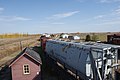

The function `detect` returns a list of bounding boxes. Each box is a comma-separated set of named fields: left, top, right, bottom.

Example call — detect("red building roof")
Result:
left=9, top=47, right=42, bottom=67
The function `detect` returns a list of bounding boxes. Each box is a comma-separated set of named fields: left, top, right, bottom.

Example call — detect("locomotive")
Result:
left=41, top=37, right=120, bottom=80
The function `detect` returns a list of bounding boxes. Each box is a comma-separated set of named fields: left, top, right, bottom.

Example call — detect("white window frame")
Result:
left=23, top=64, right=30, bottom=74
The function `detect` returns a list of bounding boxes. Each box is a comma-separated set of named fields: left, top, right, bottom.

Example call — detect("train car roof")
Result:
left=47, top=39, right=120, bottom=50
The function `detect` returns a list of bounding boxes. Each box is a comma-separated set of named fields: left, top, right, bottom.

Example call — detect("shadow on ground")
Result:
left=0, top=65, right=12, bottom=80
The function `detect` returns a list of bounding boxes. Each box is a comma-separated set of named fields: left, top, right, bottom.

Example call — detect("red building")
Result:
left=107, top=34, right=120, bottom=45
left=9, top=47, right=42, bottom=80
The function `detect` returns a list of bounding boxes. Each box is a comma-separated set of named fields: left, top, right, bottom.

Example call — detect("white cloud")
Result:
left=94, top=15, right=105, bottom=19
left=93, top=6, right=120, bottom=20
left=115, top=8, right=120, bottom=14
left=0, top=16, right=31, bottom=22
left=0, top=8, right=4, bottom=11
left=110, top=7, right=120, bottom=16
left=75, top=0, right=86, bottom=2
left=104, top=20, right=120, bottom=25
left=13, top=16, right=31, bottom=21
left=0, top=7, right=4, bottom=13
left=51, top=22, right=64, bottom=25
left=100, top=0, right=109, bottom=3
left=100, top=0, right=120, bottom=3
left=0, top=7, right=31, bottom=22
left=95, top=20, right=120, bottom=25
left=47, top=11, right=80, bottom=20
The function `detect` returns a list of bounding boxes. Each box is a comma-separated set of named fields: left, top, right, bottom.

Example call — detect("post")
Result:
left=20, top=41, right=22, bottom=51
left=102, top=49, right=104, bottom=80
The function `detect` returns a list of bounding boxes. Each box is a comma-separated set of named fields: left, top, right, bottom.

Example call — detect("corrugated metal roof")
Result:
left=25, top=47, right=42, bottom=63
left=48, top=40, right=120, bottom=50
left=9, top=47, right=42, bottom=67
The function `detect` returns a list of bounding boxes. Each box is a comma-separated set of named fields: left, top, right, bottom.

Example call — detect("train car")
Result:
left=40, top=36, right=51, bottom=51
left=107, top=34, right=120, bottom=59
left=43, top=39, right=120, bottom=80
left=107, top=34, right=120, bottom=45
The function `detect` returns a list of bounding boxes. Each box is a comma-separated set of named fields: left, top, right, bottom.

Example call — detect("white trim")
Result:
left=23, top=64, right=30, bottom=75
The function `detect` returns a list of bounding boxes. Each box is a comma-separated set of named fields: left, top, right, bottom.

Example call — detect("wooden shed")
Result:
left=9, top=47, right=42, bottom=80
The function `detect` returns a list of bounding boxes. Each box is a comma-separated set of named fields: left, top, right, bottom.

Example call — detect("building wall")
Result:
left=11, top=55, right=41, bottom=80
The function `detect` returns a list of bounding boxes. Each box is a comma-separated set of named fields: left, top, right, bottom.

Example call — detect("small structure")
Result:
left=68, top=36, right=80, bottom=41
left=60, top=33, right=69, bottom=38
left=9, top=47, right=42, bottom=80
left=42, top=33, right=51, bottom=37
left=74, top=36, right=80, bottom=40
left=68, top=36, right=74, bottom=40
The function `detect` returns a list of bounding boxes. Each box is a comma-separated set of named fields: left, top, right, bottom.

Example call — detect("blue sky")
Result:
left=0, top=0, right=120, bottom=34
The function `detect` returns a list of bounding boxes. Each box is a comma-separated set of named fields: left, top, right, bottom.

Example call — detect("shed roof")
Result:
left=9, top=47, right=42, bottom=67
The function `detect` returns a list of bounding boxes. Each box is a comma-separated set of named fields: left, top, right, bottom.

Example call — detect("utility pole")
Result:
left=20, top=41, right=22, bottom=51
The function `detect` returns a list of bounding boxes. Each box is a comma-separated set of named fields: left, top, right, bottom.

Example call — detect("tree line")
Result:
left=0, top=33, right=40, bottom=38
left=85, top=34, right=99, bottom=42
